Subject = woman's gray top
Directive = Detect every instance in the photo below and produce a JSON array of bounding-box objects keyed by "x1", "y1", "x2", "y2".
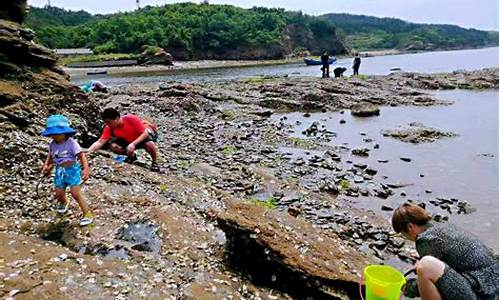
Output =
[{"x1": 405, "y1": 223, "x2": 498, "y2": 299}]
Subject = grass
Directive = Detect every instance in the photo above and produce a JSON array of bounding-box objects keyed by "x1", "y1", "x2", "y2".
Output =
[
  {"x1": 259, "y1": 155, "x2": 285, "y2": 168},
  {"x1": 340, "y1": 179, "x2": 350, "y2": 190},
  {"x1": 222, "y1": 145, "x2": 237, "y2": 156},
  {"x1": 349, "y1": 74, "x2": 369, "y2": 80},
  {"x1": 244, "y1": 77, "x2": 266, "y2": 84},
  {"x1": 59, "y1": 53, "x2": 138, "y2": 66},
  {"x1": 176, "y1": 160, "x2": 194, "y2": 169},
  {"x1": 286, "y1": 137, "x2": 315, "y2": 148},
  {"x1": 221, "y1": 110, "x2": 237, "y2": 120},
  {"x1": 159, "y1": 183, "x2": 168, "y2": 192},
  {"x1": 251, "y1": 197, "x2": 278, "y2": 209}
]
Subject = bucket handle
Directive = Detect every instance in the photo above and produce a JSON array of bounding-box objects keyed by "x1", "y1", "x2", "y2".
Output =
[{"x1": 358, "y1": 277, "x2": 365, "y2": 300}]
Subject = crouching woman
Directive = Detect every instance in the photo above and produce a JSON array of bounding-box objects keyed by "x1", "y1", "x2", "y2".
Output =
[{"x1": 392, "y1": 203, "x2": 498, "y2": 300}]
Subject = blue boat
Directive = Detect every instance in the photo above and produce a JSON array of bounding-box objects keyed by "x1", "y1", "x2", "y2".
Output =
[{"x1": 304, "y1": 57, "x2": 336, "y2": 66}]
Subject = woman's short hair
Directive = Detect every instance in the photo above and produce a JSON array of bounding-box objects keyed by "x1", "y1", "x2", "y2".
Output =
[{"x1": 392, "y1": 203, "x2": 432, "y2": 233}]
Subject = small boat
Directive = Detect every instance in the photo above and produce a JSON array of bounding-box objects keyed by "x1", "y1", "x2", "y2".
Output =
[
  {"x1": 390, "y1": 67, "x2": 402, "y2": 71},
  {"x1": 304, "y1": 57, "x2": 336, "y2": 66},
  {"x1": 87, "y1": 70, "x2": 108, "y2": 75}
]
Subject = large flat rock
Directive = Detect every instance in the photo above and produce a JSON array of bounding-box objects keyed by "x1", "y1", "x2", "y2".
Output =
[{"x1": 217, "y1": 202, "x2": 373, "y2": 299}]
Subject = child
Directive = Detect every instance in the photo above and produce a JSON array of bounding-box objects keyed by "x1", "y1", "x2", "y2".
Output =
[{"x1": 41, "y1": 115, "x2": 94, "y2": 226}]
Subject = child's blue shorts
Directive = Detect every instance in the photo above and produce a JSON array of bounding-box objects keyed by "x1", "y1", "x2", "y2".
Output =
[{"x1": 54, "y1": 163, "x2": 81, "y2": 189}]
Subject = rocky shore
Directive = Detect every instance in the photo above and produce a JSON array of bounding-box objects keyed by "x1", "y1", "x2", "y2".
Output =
[
  {"x1": 1, "y1": 15, "x2": 498, "y2": 298},
  {"x1": 64, "y1": 58, "x2": 303, "y2": 79}
]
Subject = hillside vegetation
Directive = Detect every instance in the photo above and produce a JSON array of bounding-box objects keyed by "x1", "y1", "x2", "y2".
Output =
[
  {"x1": 26, "y1": 4, "x2": 346, "y2": 60},
  {"x1": 322, "y1": 13, "x2": 498, "y2": 51},
  {"x1": 25, "y1": 5, "x2": 498, "y2": 60}
]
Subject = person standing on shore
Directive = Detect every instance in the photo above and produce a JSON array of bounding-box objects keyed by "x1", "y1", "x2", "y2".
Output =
[
  {"x1": 320, "y1": 50, "x2": 330, "y2": 78},
  {"x1": 392, "y1": 203, "x2": 498, "y2": 300},
  {"x1": 41, "y1": 115, "x2": 94, "y2": 226},
  {"x1": 352, "y1": 53, "x2": 361, "y2": 76}
]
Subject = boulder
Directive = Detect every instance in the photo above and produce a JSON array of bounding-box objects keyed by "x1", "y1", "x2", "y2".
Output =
[
  {"x1": 0, "y1": 19, "x2": 58, "y2": 70},
  {"x1": 381, "y1": 122, "x2": 457, "y2": 144},
  {"x1": 350, "y1": 103, "x2": 380, "y2": 117},
  {"x1": 0, "y1": 19, "x2": 101, "y2": 169},
  {"x1": 0, "y1": 0, "x2": 28, "y2": 23},
  {"x1": 139, "y1": 47, "x2": 173, "y2": 65},
  {"x1": 217, "y1": 202, "x2": 373, "y2": 298}
]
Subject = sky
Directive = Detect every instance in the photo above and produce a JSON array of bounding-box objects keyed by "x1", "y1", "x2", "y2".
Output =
[{"x1": 30, "y1": 0, "x2": 499, "y2": 31}]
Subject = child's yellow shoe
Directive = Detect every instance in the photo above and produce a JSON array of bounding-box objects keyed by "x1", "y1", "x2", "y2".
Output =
[
  {"x1": 55, "y1": 201, "x2": 70, "y2": 214},
  {"x1": 80, "y1": 213, "x2": 94, "y2": 226}
]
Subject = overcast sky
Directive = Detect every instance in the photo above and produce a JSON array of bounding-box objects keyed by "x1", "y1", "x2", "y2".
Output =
[{"x1": 30, "y1": 0, "x2": 499, "y2": 30}]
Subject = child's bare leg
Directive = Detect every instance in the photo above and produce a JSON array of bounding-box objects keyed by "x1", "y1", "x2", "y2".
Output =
[
  {"x1": 69, "y1": 185, "x2": 90, "y2": 215},
  {"x1": 55, "y1": 188, "x2": 67, "y2": 204}
]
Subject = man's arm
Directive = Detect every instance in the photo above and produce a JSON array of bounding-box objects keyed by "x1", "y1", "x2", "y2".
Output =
[
  {"x1": 126, "y1": 131, "x2": 149, "y2": 155},
  {"x1": 87, "y1": 138, "x2": 108, "y2": 153}
]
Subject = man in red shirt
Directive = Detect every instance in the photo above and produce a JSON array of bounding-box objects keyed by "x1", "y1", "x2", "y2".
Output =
[{"x1": 87, "y1": 108, "x2": 160, "y2": 171}]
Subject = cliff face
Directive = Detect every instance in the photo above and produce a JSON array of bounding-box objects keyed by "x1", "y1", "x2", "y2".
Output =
[
  {"x1": 186, "y1": 23, "x2": 348, "y2": 60},
  {"x1": 282, "y1": 23, "x2": 348, "y2": 56},
  {"x1": 0, "y1": 2, "x2": 100, "y2": 169}
]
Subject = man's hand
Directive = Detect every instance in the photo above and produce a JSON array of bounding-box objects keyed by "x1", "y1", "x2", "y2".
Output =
[
  {"x1": 82, "y1": 167, "x2": 90, "y2": 182},
  {"x1": 126, "y1": 143, "x2": 136, "y2": 156}
]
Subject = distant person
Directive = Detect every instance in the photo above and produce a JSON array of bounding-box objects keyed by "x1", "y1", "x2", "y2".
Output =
[
  {"x1": 41, "y1": 115, "x2": 94, "y2": 226},
  {"x1": 87, "y1": 108, "x2": 160, "y2": 172},
  {"x1": 320, "y1": 50, "x2": 330, "y2": 78},
  {"x1": 353, "y1": 53, "x2": 361, "y2": 76},
  {"x1": 90, "y1": 80, "x2": 108, "y2": 93},
  {"x1": 80, "y1": 80, "x2": 108, "y2": 93},
  {"x1": 333, "y1": 67, "x2": 347, "y2": 78},
  {"x1": 392, "y1": 203, "x2": 498, "y2": 300}
]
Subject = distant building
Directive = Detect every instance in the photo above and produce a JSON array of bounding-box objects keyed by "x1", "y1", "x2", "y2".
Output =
[{"x1": 54, "y1": 48, "x2": 93, "y2": 57}]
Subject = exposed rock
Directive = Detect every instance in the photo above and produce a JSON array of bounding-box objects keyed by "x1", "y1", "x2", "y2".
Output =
[
  {"x1": 351, "y1": 148, "x2": 370, "y2": 157},
  {"x1": 350, "y1": 103, "x2": 380, "y2": 117},
  {"x1": 0, "y1": 20, "x2": 58, "y2": 71},
  {"x1": 138, "y1": 47, "x2": 173, "y2": 65},
  {"x1": 0, "y1": 18, "x2": 101, "y2": 169},
  {"x1": 217, "y1": 202, "x2": 372, "y2": 298},
  {"x1": 381, "y1": 205, "x2": 394, "y2": 211},
  {"x1": 0, "y1": 0, "x2": 28, "y2": 23},
  {"x1": 382, "y1": 122, "x2": 457, "y2": 143}
]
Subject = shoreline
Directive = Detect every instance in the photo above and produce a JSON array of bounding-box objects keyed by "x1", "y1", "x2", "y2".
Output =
[
  {"x1": 358, "y1": 45, "x2": 499, "y2": 57},
  {"x1": 65, "y1": 46, "x2": 498, "y2": 79},
  {"x1": 64, "y1": 58, "x2": 303, "y2": 78}
]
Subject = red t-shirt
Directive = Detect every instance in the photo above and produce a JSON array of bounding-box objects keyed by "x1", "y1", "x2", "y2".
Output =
[{"x1": 100, "y1": 114, "x2": 155, "y2": 143}]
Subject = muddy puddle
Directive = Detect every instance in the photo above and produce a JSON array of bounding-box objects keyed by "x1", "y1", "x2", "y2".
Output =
[
  {"x1": 116, "y1": 220, "x2": 162, "y2": 254},
  {"x1": 272, "y1": 89, "x2": 499, "y2": 250}
]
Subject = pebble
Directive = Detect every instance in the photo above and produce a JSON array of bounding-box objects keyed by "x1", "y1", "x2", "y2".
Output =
[{"x1": 381, "y1": 205, "x2": 393, "y2": 211}]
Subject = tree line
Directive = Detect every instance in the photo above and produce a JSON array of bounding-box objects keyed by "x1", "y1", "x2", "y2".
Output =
[
  {"x1": 25, "y1": 4, "x2": 498, "y2": 59},
  {"x1": 26, "y1": 4, "x2": 346, "y2": 60},
  {"x1": 323, "y1": 13, "x2": 498, "y2": 51}
]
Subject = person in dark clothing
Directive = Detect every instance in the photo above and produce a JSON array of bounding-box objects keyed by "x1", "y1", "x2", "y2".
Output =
[
  {"x1": 320, "y1": 51, "x2": 330, "y2": 78},
  {"x1": 352, "y1": 53, "x2": 361, "y2": 76},
  {"x1": 333, "y1": 67, "x2": 346, "y2": 78},
  {"x1": 392, "y1": 203, "x2": 499, "y2": 300}
]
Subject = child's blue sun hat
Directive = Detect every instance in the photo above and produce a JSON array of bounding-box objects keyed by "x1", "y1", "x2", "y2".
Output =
[{"x1": 41, "y1": 115, "x2": 76, "y2": 136}]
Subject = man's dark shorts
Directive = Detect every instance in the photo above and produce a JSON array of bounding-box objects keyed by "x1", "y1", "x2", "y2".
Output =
[{"x1": 108, "y1": 130, "x2": 158, "y2": 149}]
